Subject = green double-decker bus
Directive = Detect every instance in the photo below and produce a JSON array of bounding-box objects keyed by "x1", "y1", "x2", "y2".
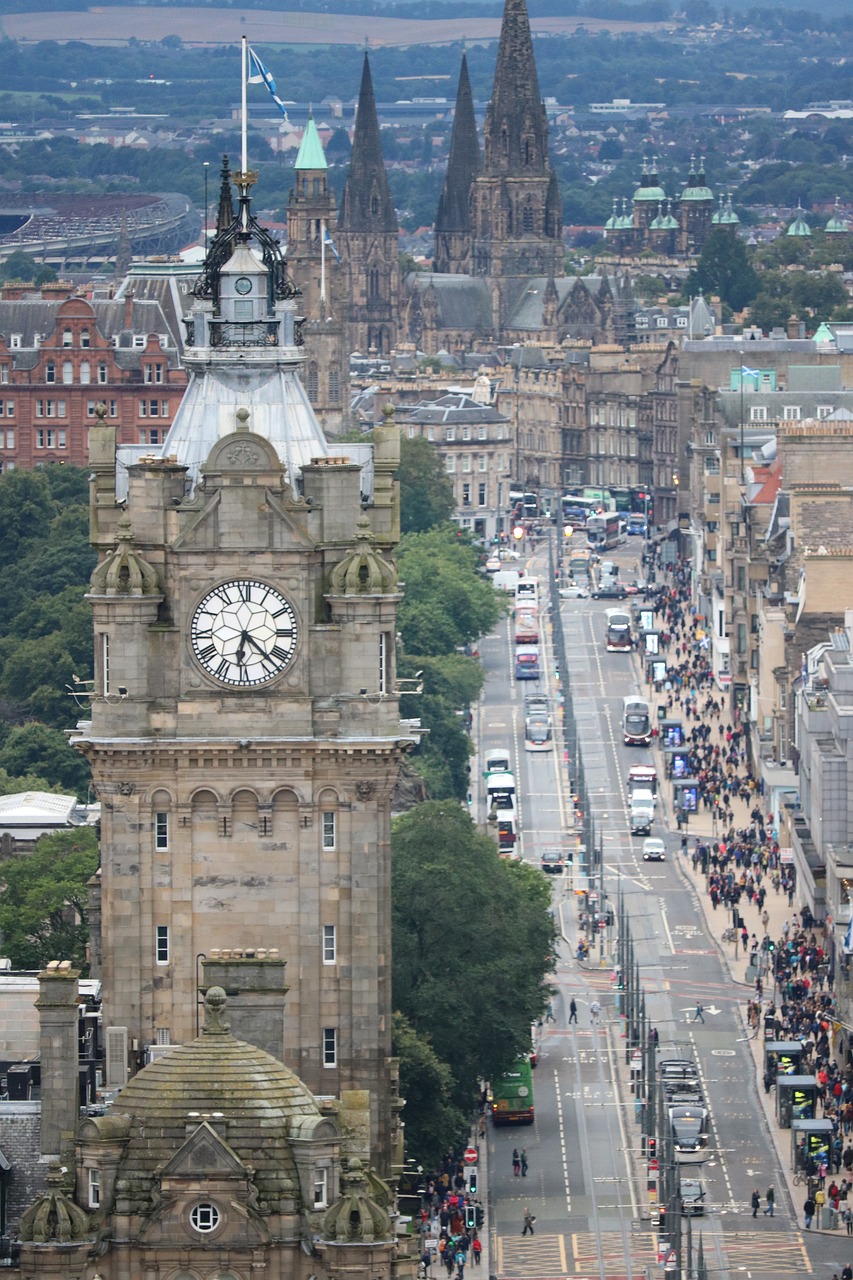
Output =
[{"x1": 490, "y1": 1057, "x2": 535, "y2": 1125}]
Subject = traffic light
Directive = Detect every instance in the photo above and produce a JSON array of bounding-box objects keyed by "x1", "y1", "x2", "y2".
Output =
[
  {"x1": 648, "y1": 1137, "x2": 657, "y2": 1159},
  {"x1": 465, "y1": 1206, "x2": 477, "y2": 1229},
  {"x1": 768, "y1": 939, "x2": 776, "y2": 954},
  {"x1": 475, "y1": 1205, "x2": 485, "y2": 1228},
  {"x1": 468, "y1": 1170, "x2": 478, "y2": 1195}
]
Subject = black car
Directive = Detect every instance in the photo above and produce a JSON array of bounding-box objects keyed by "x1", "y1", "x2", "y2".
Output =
[
  {"x1": 592, "y1": 582, "x2": 627, "y2": 599},
  {"x1": 540, "y1": 848, "x2": 566, "y2": 874}
]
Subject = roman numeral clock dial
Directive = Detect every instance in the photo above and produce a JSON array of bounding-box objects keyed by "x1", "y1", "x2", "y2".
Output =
[{"x1": 190, "y1": 580, "x2": 298, "y2": 687}]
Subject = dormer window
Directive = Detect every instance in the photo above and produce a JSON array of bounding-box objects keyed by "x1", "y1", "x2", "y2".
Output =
[
  {"x1": 62, "y1": 330, "x2": 72, "y2": 347},
  {"x1": 88, "y1": 1168, "x2": 100, "y2": 1208},
  {"x1": 313, "y1": 1167, "x2": 328, "y2": 1209}
]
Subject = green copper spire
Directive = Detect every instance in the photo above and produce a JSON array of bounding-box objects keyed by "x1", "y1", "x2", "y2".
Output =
[{"x1": 294, "y1": 114, "x2": 327, "y2": 171}]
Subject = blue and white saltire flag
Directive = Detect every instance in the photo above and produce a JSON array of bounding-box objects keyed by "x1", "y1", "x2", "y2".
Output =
[
  {"x1": 741, "y1": 364, "x2": 760, "y2": 379},
  {"x1": 844, "y1": 916, "x2": 853, "y2": 954},
  {"x1": 324, "y1": 229, "x2": 341, "y2": 264},
  {"x1": 248, "y1": 47, "x2": 289, "y2": 119}
]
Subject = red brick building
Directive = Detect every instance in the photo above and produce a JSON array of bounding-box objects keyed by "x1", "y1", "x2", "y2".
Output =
[{"x1": 0, "y1": 291, "x2": 187, "y2": 471}]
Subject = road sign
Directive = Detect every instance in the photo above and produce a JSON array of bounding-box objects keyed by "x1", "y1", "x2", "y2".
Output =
[
  {"x1": 630, "y1": 1050, "x2": 642, "y2": 1069},
  {"x1": 463, "y1": 1147, "x2": 478, "y2": 1164}
]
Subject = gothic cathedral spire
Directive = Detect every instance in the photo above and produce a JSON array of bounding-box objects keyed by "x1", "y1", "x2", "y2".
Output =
[
  {"x1": 470, "y1": 0, "x2": 563, "y2": 282},
  {"x1": 434, "y1": 52, "x2": 480, "y2": 275},
  {"x1": 338, "y1": 53, "x2": 399, "y2": 355}
]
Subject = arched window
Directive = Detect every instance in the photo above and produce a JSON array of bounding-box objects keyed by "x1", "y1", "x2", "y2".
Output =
[
  {"x1": 307, "y1": 361, "x2": 319, "y2": 401},
  {"x1": 524, "y1": 138, "x2": 534, "y2": 166},
  {"x1": 45, "y1": 361, "x2": 56, "y2": 384},
  {"x1": 501, "y1": 127, "x2": 508, "y2": 157},
  {"x1": 62, "y1": 361, "x2": 73, "y2": 385},
  {"x1": 368, "y1": 268, "x2": 380, "y2": 299},
  {"x1": 80, "y1": 329, "x2": 90, "y2": 348},
  {"x1": 522, "y1": 204, "x2": 535, "y2": 233},
  {"x1": 370, "y1": 194, "x2": 379, "y2": 217},
  {"x1": 80, "y1": 361, "x2": 91, "y2": 385},
  {"x1": 62, "y1": 330, "x2": 72, "y2": 347},
  {"x1": 328, "y1": 368, "x2": 340, "y2": 403}
]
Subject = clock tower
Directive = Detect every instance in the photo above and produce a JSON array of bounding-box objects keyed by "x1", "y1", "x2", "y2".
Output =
[{"x1": 74, "y1": 167, "x2": 410, "y2": 1170}]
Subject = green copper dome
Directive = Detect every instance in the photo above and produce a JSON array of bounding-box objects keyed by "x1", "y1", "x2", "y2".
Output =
[
  {"x1": 826, "y1": 198, "x2": 849, "y2": 234},
  {"x1": 787, "y1": 202, "x2": 812, "y2": 237},
  {"x1": 604, "y1": 199, "x2": 619, "y2": 231},
  {"x1": 633, "y1": 157, "x2": 665, "y2": 202},
  {"x1": 680, "y1": 157, "x2": 713, "y2": 203}
]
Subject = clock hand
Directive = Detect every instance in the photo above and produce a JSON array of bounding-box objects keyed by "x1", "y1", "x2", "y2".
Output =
[
  {"x1": 235, "y1": 630, "x2": 250, "y2": 666},
  {"x1": 244, "y1": 632, "x2": 271, "y2": 658}
]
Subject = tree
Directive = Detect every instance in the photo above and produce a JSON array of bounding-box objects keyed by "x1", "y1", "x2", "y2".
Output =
[
  {"x1": 392, "y1": 802, "x2": 555, "y2": 1110},
  {"x1": 0, "y1": 827, "x2": 99, "y2": 971},
  {"x1": 392, "y1": 1012, "x2": 468, "y2": 1167},
  {"x1": 397, "y1": 435, "x2": 455, "y2": 535},
  {"x1": 684, "y1": 229, "x2": 760, "y2": 312},
  {"x1": 0, "y1": 723, "x2": 91, "y2": 799},
  {"x1": 397, "y1": 527, "x2": 501, "y2": 656}
]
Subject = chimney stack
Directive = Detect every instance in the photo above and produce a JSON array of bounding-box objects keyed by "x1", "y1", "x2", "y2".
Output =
[
  {"x1": 36, "y1": 961, "x2": 81, "y2": 1159},
  {"x1": 201, "y1": 950, "x2": 287, "y2": 1061}
]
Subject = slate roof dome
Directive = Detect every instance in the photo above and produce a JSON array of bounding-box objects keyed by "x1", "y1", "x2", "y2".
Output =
[{"x1": 111, "y1": 987, "x2": 323, "y2": 1212}]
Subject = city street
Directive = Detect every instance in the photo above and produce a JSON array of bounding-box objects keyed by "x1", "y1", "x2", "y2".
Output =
[{"x1": 475, "y1": 544, "x2": 844, "y2": 1280}]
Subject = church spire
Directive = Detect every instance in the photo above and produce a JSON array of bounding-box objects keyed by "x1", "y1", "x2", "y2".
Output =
[
  {"x1": 215, "y1": 153, "x2": 235, "y2": 235},
  {"x1": 338, "y1": 54, "x2": 397, "y2": 233},
  {"x1": 434, "y1": 53, "x2": 480, "y2": 273},
  {"x1": 483, "y1": 0, "x2": 549, "y2": 176}
]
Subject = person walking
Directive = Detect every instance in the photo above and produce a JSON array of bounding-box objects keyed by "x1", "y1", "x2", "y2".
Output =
[
  {"x1": 568, "y1": 998, "x2": 578, "y2": 1024},
  {"x1": 804, "y1": 1194, "x2": 816, "y2": 1229},
  {"x1": 764, "y1": 1186, "x2": 775, "y2": 1216},
  {"x1": 512, "y1": 1149, "x2": 520, "y2": 1177},
  {"x1": 590, "y1": 999, "x2": 601, "y2": 1025},
  {"x1": 693, "y1": 1002, "x2": 705, "y2": 1023},
  {"x1": 520, "y1": 1149, "x2": 528, "y2": 1177},
  {"x1": 471, "y1": 1235, "x2": 482, "y2": 1266},
  {"x1": 521, "y1": 1208, "x2": 536, "y2": 1237},
  {"x1": 843, "y1": 1204, "x2": 853, "y2": 1236},
  {"x1": 751, "y1": 1188, "x2": 761, "y2": 1218}
]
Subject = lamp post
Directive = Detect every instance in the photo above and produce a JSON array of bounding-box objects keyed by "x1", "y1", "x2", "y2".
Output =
[{"x1": 203, "y1": 161, "x2": 210, "y2": 248}]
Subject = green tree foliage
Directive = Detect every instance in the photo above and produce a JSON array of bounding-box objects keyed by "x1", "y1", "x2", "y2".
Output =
[
  {"x1": 397, "y1": 527, "x2": 501, "y2": 656},
  {"x1": 398, "y1": 435, "x2": 455, "y2": 535},
  {"x1": 0, "y1": 250, "x2": 56, "y2": 286},
  {"x1": 684, "y1": 228, "x2": 759, "y2": 311},
  {"x1": 0, "y1": 827, "x2": 99, "y2": 971},
  {"x1": 0, "y1": 724, "x2": 92, "y2": 799},
  {"x1": 399, "y1": 653, "x2": 485, "y2": 800},
  {"x1": 392, "y1": 802, "x2": 555, "y2": 1110},
  {"x1": 392, "y1": 1011, "x2": 468, "y2": 1167}
]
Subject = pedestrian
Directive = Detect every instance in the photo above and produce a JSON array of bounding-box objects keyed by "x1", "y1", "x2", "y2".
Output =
[
  {"x1": 590, "y1": 999, "x2": 601, "y2": 1025},
  {"x1": 545, "y1": 1001, "x2": 556, "y2": 1024},
  {"x1": 751, "y1": 1188, "x2": 760, "y2": 1218},
  {"x1": 568, "y1": 998, "x2": 578, "y2": 1024},
  {"x1": 763, "y1": 1186, "x2": 774, "y2": 1216},
  {"x1": 520, "y1": 1149, "x2": 528, "y2": 1177},
  {"x1": 521, "y1": 1208, "x2": 536, "y2": 1237},
  {"x1": 693, "y1": 1002, "x2": 705, "y2": 1023},
  {"x1": 804, "y1": 1194, "x2": 816, "y2": 1229},
  {"x1": 842, "y1": 1264, "x2": 853, "y2": 1280},
  {"x1": 512, "y1": 1149, "x2": 520, "y2": 1177},
  {"x1": 844, "y1": 1204, "x2": 853, "y2": 1235},
  {"x1": 471, "y1": 1235, "x2": 482, "y2": 1266}
]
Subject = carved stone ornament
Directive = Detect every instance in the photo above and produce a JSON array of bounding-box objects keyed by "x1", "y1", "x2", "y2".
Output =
[
  {"x1": 355, "y1": 781, "x2": 374, "y2": 801},
  {"x1": 321, "y1": 1158, "x2": 391, "y2": 1243},
  {"x1": 328, "y1": 517, "x2": 397, "y2": 596},
  {"x1": 19, "y1": 1165, "x2": 90, "y2": 1243},
  {"x1": 90, "y1": 517, "x2": 161, "y2": 597}
]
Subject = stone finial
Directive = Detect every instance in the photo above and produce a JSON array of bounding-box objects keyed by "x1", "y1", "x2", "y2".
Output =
[
  {"x1": 328, "y1": 517, "x2": 397, "y2": 595},
  {"x1": 236, "y1": 406, "x2": 251, "y2": 430},
  {"x1": 321, "y1": 1157, "x2": 391, "y2": 1242},
  {"x1": 202, "y1": 985, "x2": 231, "y2": 1035},
  {"x1": 19, "y1": 1165, "x2": 90, "y2": 1243},
  {"x1": 90, "y1": 517, "x2": 161, "y2": 597}
]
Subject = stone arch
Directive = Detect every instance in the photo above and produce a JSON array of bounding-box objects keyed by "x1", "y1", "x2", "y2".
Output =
[
  {"x1": 149, "y1": 785, "x2": 177, "y2": 808},
  {"x1": 190, "y1": 788, "x2": 220, "y2": 842},
  {"x1": 272, "y1": 787, "x2": 300, "y2": 842}
]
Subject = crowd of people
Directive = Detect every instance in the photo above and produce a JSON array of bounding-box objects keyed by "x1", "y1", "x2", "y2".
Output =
[{"x1": 417, "y1": 1153, "x2": 484, "y2": 1280}]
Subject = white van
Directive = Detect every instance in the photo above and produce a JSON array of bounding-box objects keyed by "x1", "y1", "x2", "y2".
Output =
[
  {"x1": 486, "y1": 770, "x2": 517, "y2": 820},
  {"x1": 630, "y1": 789, "x2": 655, "y2": 835},
  {"x1": 483, "y1": 747, "x2": 512, "y2": 778}
]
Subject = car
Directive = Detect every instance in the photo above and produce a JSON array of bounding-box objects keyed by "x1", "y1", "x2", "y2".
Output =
[
  {"x1": 592, "y1": 583, "x2": 627, "y2": 600},
  {"x1": 642, "y1": 838, "x2": 666, "y2": 861},
  {"x1": 559, "y1": 583, "x2": 589, "y2": 599},
  {"x1": 540, "y1": 848, "x2": 566, "y2": 875},
  {"x1": 485, "y1": 555, "x2": 502, "y2": 572},
  {"x1": 679, "y1": 1179, "x2": 706, "y2": 1216}
]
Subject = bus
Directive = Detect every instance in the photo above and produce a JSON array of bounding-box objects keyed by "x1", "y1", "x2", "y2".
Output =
[
  {"x1": 626, "y1": 512, "x2": 647, "y2": 537},
  {"x1": 490, "y1": 1057, "x2": 535, "y2": 1124},
  {"x1": 515, "y1": 646, "x2": 540, "y2": 680},
  {"x1": 605, "y1": 608, "x2": 633, "y2": 652},
  {"x1": 587, "y1": 512, "x2": 623, "y2": 550},
  {"x1": 567, "y1": 547, "x2": 592, "y2": 584},
  {"x1": 515, "y1": 607, "x2": 539, "y2": 646},
  {"x1": 622, "y1": 696, "x2": 652, "y2": 746}
]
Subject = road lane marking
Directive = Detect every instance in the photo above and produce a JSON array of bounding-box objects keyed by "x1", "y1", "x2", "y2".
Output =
[{"x1": 553, "y1": 1066, "x2": 572, "y2": 1213}]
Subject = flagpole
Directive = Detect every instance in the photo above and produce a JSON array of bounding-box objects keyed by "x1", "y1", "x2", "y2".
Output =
[
  {"x1": 320, "y1": 216, "x2": 326, "y2": 309},
  {"x1": 241, "y1": 35, "x2": 248, "y2": 180}
]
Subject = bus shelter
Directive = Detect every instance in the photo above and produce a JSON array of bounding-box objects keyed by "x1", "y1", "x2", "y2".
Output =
[
  {"x1": 660, "y1": 718, "x2": 684, "y2": 747},
  {"x1": 765, "y1": 1040, "x2": 804, "y2": 1076},
  {"x1": 665, "y1": 746, "x2": 691, "y2": 779},
  {"x1": 792, "y1": 1118, "x2": 833, "y2": 1173},
  {"x1": 777, "y1": 1075, "x2": 817, "y2": 1128},
  {"x1": 672, "y1": 779, "x2": 699, "y2": 813}
]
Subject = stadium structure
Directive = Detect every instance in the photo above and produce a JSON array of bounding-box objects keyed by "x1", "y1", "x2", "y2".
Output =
[{"x1": 0, "y1": 192, "x2": 198, "y2": 270}]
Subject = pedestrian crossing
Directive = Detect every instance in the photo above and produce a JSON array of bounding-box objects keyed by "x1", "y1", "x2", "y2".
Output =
[{"x1": 495, "y1": 1228, "x2": 812, "y2": 1277}]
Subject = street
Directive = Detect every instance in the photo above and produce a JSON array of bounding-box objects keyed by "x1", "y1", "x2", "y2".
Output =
[{"x1": 475, "y1": 541, "x2": 840, "y2": 1279}]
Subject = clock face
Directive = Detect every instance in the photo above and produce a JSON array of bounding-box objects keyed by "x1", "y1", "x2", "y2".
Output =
[
  {"x1": 235, "y1": 276, "x2": 253, "y2": 295},
  {"x1": 190, "y1": 580, "x2": 298, "y2": 687}
]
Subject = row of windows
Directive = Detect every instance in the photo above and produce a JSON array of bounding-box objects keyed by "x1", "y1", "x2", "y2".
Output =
[
  {"x1": 0, "y1": 427, "x2": 162, "y2": 451},
  {"x1": 420, "y1": 424, "x2": 511, "y2": 443},
  {"x1": 460, "y1": 482, "x2": 488, "y2": 508},
  {"x1": 6, "y1": 331, "x2": 168, "y2": 352},
  {"x1": 154, "y1": 809, "x2": 339, "y2": 851},
  {"x1": 155, "y1": 922, "x2": 339, "y2": 968},
  {"x1": 44, "y1": 361, "x2": 108, "y2": 385},
  {"x1": 445, "y1": 455, "x2": 488, "y2": 474}
]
